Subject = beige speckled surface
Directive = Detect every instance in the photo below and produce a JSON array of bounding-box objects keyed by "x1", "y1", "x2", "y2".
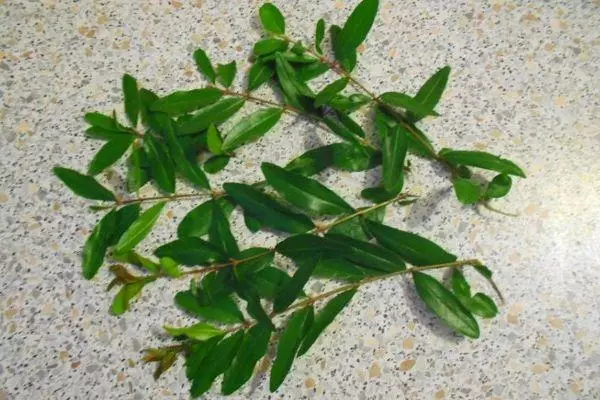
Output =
[{"x1": 1, "y1": 1, "x2": 600, "y2": 399}]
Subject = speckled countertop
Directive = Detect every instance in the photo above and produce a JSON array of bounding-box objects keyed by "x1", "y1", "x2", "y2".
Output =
[{"x1": 1, "y1": 1, "x2": 599, "y2": 399}]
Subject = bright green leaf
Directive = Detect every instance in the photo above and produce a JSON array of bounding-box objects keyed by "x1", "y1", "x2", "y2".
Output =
[
  {"x1": 336, "y1": 0, "x2": 379, "y2": 59},
  {"x1": 314, "y1": 78, "x2": 348, "y2": 108},
  {"x1": 126, "y1": 147, "x2": 150, "y2": 192},
  {"x1": 53, "y1": 167, "x2": 116, "y2": 201},
  {"x1": 193, "y1": 48, "x2": 216, "y2": 83},
  {"x1": 221, "y1": 107, "x2": 282, "y2": 151},
  {"x1": 154, "y1": 237, "x2": 225, "y2": 266},
  {"x1": 217, "y1": 61, "x2": 237, "y2": 88},
  {"x1": 88, "y1": 137, "x2": 135, "y2": 175},
  {"x1": 247, "y1": 60, "x2": 275, "y2": 91},
  {"x1": 296, "y1": 62, "x2": 329, "y2": 82},
  {"x1": 259, "y1": 3, "x2": 285, "y2": 34},
  {"x1": 82, "y1": 210, "x2": 117, "y2": 279},
  {"x1": 206, "y1": 124, "x2": 223, "y2": 154},
  {"x1": 453, "y1": 178, "x2": 482, "y2": 204},
  {"x1": 382, "y1": 124, "x2": 408, "y2": 195},
  {"x1": 208, "y1": 200, "x2": 240, "y2": 257},
  {"x1": 253, "y1": 38, "x2": 288, "y2": 55},
  {"x1": 110, "y1": 279, "x2": 151, "y2": 315},
  {"x1": 285, "y1": 145, "x2": 335, "y2": 176},
  {"x1": 439, "y1": 149, "x2": 526, "y2": 177},
  {"x1": 122, "y1": 74, "x2": 140, "y2": 127},
  {"x1": 164, "y1": 322, "x2": 224, "y2": 341},
  {"x1": 411, "y1": 66, "x2": 450, "y2": 121},
  {"x1": 177, "y1": 197, "x2": 235, "y2": 239},
  {"x1": 84, "y1": 112, "x2": 120, "y2": 131},
  {"x1": 115, "y1": 202, "x2": 166, "y2": 254},
  {"x1": 175, "y1": 291, "x2": 244, "y2": 324},
  {"x1": 486, "y1": 174, "x2": 512, "y2": 198},
  {"x1": 331, "y1": 143, "x2": 381, "y2": 171},
  {"x1": 177, "y1": 97, "x2": 245, "y2": 135},
  {"x1": 379, "y1": 92, "x2": 439, "y2": 119},
  {"x1": 109, "y1": 203, "x2": 141, "y2": 246},
  {"x1": 150, "y1": 88, "x2": 222, "y2": 116}
]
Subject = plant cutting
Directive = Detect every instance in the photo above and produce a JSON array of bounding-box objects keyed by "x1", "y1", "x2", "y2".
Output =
[{"x1": 54, "y1": 0, "x2": 523, "y2": 396}]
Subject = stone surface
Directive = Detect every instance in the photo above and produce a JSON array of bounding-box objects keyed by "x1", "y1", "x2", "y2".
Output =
[{"x1": 1, "y1": 1, "x2": 599, "y2": 399}]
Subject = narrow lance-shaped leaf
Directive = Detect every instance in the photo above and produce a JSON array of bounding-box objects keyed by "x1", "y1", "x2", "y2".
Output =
[
  {"x1": 322, "y1": 113, "x2": 363, "y2": 147},
  {"x1": 315, "y1": 19, "x2": 325, "y2": 54},
  {"x1": 274, "y1": 53, "x2": 312, "y2": 110},
  {"x1": 208, "y1": 200, "x2": 240, "y2": 257},
  {"x1": 365, "y1": 220, "x2": 457, "y2": 266},
  {"x1": 126, "y1": 146, "x2": 150, "y2": 192},
  {"x1": 216, "y1": 61, "x2": 237, "y2": 88},
  {"x1": 314, "y1": 78, "x2": 348, "y2": 108},
  {"x1": 177, "y1": 97, "x2": 245, "y2": 135},
  {"x1": 297, "y1": 289, "x2": 356, "y2": 356},
  {"x1": 109, "y1": 203, "x2": 141, "y2": 246},
  {"x1": 154, "y1": 237, "x2": 225, "y2": 266},
  {"x1": 122, "y1": 73, "x2": 140, "y2": 127},
  {"x1": 84, "y1": 112, "x2": 120, "y2": 131},
  {"x1": 262, "y1": 162, "x2": 353, "y2": 216},
  {"x1": 237, "y1": 287, "x2": 275, "y2": 330},
  {"x1": 88, "y1": 137, "x2": 135, "y2": 176},
  {"x1": 336, "y1": 0, "x2": 379, "y2": 58},
  {"x1": 296, "y1": 62, "x2": 329, "y2": 82},
  {"x1": 328, "y1": 205, "x2": 385, "y2": 242},
  {"x1": 451, "y1": 270, "x2": 498, "y2": 318},
  {"x1": 193, "y1": 48, "x2": 216, "y2": 83},
  {"x1": 206, "y1": 124, "x2": 223, "y2": 154},
  {"x1": 453, "y1": 178, "x2": 482, "y2": 204},
  {"x1": 382, "y1": 124, "x2": 407, "y2": 195},
  {"x1": 270, "y1": 306, "x2": 314, "y2": 391},
  {"x1": 144, "y1": 134, "x2": 176, "y2": 193},
  {"x1": 221, "y1": 107, "x2": 283, "y2": 151},
  {"x1": 336, "y1": 111, "x2": 365, "y2": 137},
  {"x1": 273, "y1": 255, "x2": 320, "y2": 312},
  {"x1": 115, "y1": 202, "x2": 166, "y2": 254},
  {"x1": 411, "y1": 66, "x2": 450, "y2": 121},
  {"x1": 221, "y1": 323, "x2": 272, "y2": 395},
  {"x1": 253, "y1": 38, "x2": 288, "y2": 55},
  {"x1": 163, "y1": 322, "x2": 224, "y2": 341},
  {"x1": 246, "y1": 266, "x2": 295, "y2": 300},
  {"x1": 150, "y1": 88, "x2": 223, "y2": 115},
  {"x1": 247, "y1": 60, "x2": 275, "y2": 91},
  {"x1": 139, "y1": 88, "x2": 161, "y2": 131},
  {"x1": 412, "y1": 272, "x2": 480, "y2": 338},
  {"x1": 285, "y1": 144, "x2": 335, "y2": 176},
  {"x1": 259, "y1": 2, "x2": 285, "y2": 34},
  {"x1": 177, "y1": 197, "x2": 235, "y2": 239},
  {"x1": 110, "y1": 278, "x2": 154, "y2": 316},
  {"x1": 53, "y1": 167, "x2": 116, "y2": 201},
  {"x1": 82, "y1": 210, "x2": 117, "y2": 279},
  {"x1": 175, "y1": 290, "x2": 244, "y2": 324},
  {"x1": 224, "y1": 183, "x2": 315, "y2": 233},
  {"x1": 204, "y1": 155, "x2": 231, "y2": 174},
  {"x1": 439, "y1": 149, "x2": 526, "y2": 178},
  {"x1": 379, "y1": 92, "x2": 439, "y2": 119}
]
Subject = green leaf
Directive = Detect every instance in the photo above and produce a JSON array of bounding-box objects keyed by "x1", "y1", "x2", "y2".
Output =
[
  {"x1": 412, "y1": 272, "x2": 479, "y2": 338},
  {"x1": 336, "y1": 111, "x2": 365, "y2": 137},
  {"x1": 313, "y1": 256, "x2": 384, "y2": 282},
  {"x1": 189, "y1": 331, "x2": 244, "y2": 397},
  {"x1": 111, "y1": 250, "x2": 159, "y2": 274},
  {"x1": 144, "y1": 134, "x2": 176, "y2": 193},
  {"x1": 110, "y1": 203, "x2": 141, "y2": 246},
  {"x1": 122, "y1": 74, "x2": 140, "y2": 127},
  {"x1": 216, "y1": 61, "x2": 237, "y2": 88},
  {"x1": 150, "y1": 88, "x2": 222, "y2": 115},
  {"x1": 193, "y1": 270, "x2": 235, "y2": 304},
  {"x1": 238, "y1": 288, "x2": 275, "y2": 329},
  {"x1": 224, "y1": 183, "x2": 314, "y2": 233},
  {"x1": 193, "y1": 48, "x2": 216, "y2": 83},
  {"x1": 164, "y1": 322, "x2": 224, "y2": 341},
  {"x1": 274, "y1": 53, "x2": 312, "y2": 110},
  {"x1": 285, "y1": 145, "x2": 334, "y2": 176},
  {"x1": 330, "y1": 25, "x2": 356, "y2": 72},
  {"x1": 365, "y1": 220, "x2": 457, "y2": 266},
  {"x1": 315, "y1": 19, "x2": 325, "y2": 54},
  {"x1": 382, "y1": 125, "x2": 407, "y2": 195},
  {"x1": 184, "y1": 338, "x2": 221, "y2": 380},
  {"x1": 270, "y1": 307, "x2": 314, "y2": 391},
  {"x1": 126, "y1": 147, "x2": 150, "y2": 192},
  {"x1": 247, "y1": 60, "x2": 275, "y2": 91},
  {"x1": 328, "y1": 205, "x2": 385, "y2": 241},
  {"x1": 244, "y1": 212, "x2": 262, "y2": 232},
  {"x1": 208, "y1": 200, "x2": 240, "y2": 257},
  {"x1": 221, "y1": 107, "x2": 282, "y2": 151},
  {"x1": 331, "y1": 143, "x2": 380, "y2": 171},
  {"x1": 453, "y1": 178, "x2": 482, "y2": 204},
  {"x1": 259, "y1": 3, "x2": 285, "y2": 34},
  {"x1": 234, "y1": 247, "x2": 274, "y2": 278},
  {"x1": 262, "y1": 51, "x2": 318, "y2": 64},
  {"x1": 439, "y1": 149, "x2": 526, "y2": 177},
  {"x1": 206, "y1": 124, "x2": 223, "y2": 154},
  {"x1": 314, "y1": 78, "x2": 349, "y2": 108},
  {"x1": 468, "y1": 293, "x2": 499, "y2": 318},
  {"x1": 222, "y1": 323, "x2": 272, "y2": 395},
  {"x1": 177, "y1": 198, "x2": 235, "y2": 239},
  {"x1": 246, "y1": 266, "x2": 294, "y2": 300},
  {"x1": 115, "y1": 202, "x2": 166, "y2": 254},
  {"x1": 273, "y1": 256, "x2": 319, "y2": 312},
  {"x1": 204, "y1": 155, "x2": 231, "y2": 174},
  {"x1": 262, "y1": 162, "x2": 353, "y2": 216},
  {"x1": 296, "y1": 62, "x2": 329, "y2": 81},
  {"x1": 175, "y1": 291, "x2": 244, "y2": 324},
  {"x1": 53, "y1": 167, "x2": 116, "y2": 201},
  {"x1": 411, "y1": 66, "x2": 450, "y2": 121},
  {"x1": 336, "y1": 0, "x2": 379, "y2": 58},
  {"x1": 82, "y1": 210, "x2": 117, "y2": 279},
  {"x1": 290, "y1": 41, "x2": 305, "y2": 55},
  {"x1": 328, "y1": 93, "x2": 370, "y2": 113},
  {"x1": 297, "y1": 289, "x2": 356, "y2": 356},
  {"x1": 361, "y1": 186, "x2": 395, "y2": 203},
  {"x1": 160, "y1": 115, "x2": 210, "y2": 189},
  {"x1": 84, "y1": 112, "x2": 120, "y2": 131},
  {"x1": 154, "y1": 237, "x2": 225, "y2": 266},
  {"x1": 139, "y1": 88, "x2": 160, "y2": 130},
  {"x1": 159, "y1": 257, "x2": 181, "y2": 277},
  {"x1": 110, "y1": 279, "x2": 151, "y2": 315},
  {"x1": 253, "y1": 38, "x2": 288, "y2": 55},
  {"x1": 88, "y1": 137, "x2": 134, "y2": 176},
  {"x1": 322, "y1": 114, "x2": 362, "y2": 146},
  {"x1": 486, "y1": 174, "x2": 512, "y2": 198},
  {"x1": 177, "y1": 97, "x2": 245, "y2": 135},
  {"x1": 379, "y1": 92, "x2": 438, "y2": 119}
]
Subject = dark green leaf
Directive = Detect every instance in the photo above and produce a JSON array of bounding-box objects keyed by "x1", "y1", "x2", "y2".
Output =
[
  {"x1": 222, "y1": 324, "x2": 272, "y2": 395},
  {"x1": 184, "y1": 338, "x2": 221, "y2": 380},
  {"x1": 297, "y1": 289, "x2": 356, "y2": 356},
  {"x1": 53, "y1": 167, "x2": 116, "y2": 201},
  {"x1": 411, "y1": 66, "x2": 450, "y2": 121},
  {"x1": 246, "y1": 266, "x2": 294, "y2": 300},
  {"x1": 175, "y1": 290, "x2": 244, "y2": 324},
  {"x1": 85, "y1": 127, "x2": 134, "y2": 141},
  {"x1": 126, "y1": 147, "x2": 150, "y2": 192},
  {"x1": 290, "y1": 41, "x2": 305, "y2": 55},
  {"x1": 110, "y1": 203, "x2": 141, "y2": 246},
  {"x1": 82, "y1": 210, "x2": 117, "y2": 279},
  {"x1": 208, "y1": 200, "x2": 239, "y2": 257},
  {"x1": 382, "y1": 124, "x2": 407, "y2": 195},
  {"x1": 254, "y1": 38, "x2": 288, "y2": 55},
  {"x1": 275, "y1": 53, "x2": 313, "y2": 110},
  {"x1": 457, "y1": 165, "x2": 473, "y2": 179},
  {"x1": 270, "y1": 307, "x2": 314, "y2": 391},
  {"x1": 312, "y1": 256, "x2": 384, "y2": 282},
  {"x1": 412, "y1": 272, "x2": 479, "y2": 338},
  {"x1": 178, "y1": 97, "x2": 245, "y2": 135},
  {"x1": 160, "y1": 115, "x2": 210, "y2": 189},
  {"x1": 296, "y1": 62, "x2": 329, "y2": 81},
  {"x1": 204, "y1": 155, "x2": 231, "y2": 174},
  {"x1": 336, "y1": 111, "x2": 365, "y2": 137},
  {"x1": 486, "y1": 174, "x2": 512, "y2": 198},
  {"x1": 259, "y1": 3, "x2": 285, "y2": 34},
  {"x1": 150, "y1": 88, "x2": 222, "y2": 115},
  {"x1": 221, "y1": 107, "x2": 282, "y2": 151},
  {"x1": 154, "y1": 237, "x2": 225, "y2": 266},
  {"x1": 314, "y1": 78, "x2": 348, "y2": 108},
  {"x1": 224, "y1": 183, "x2": 314, "y2": 233},
  {"x1": 88, "y1": 137, "x2": 134, "y2": 176},
  {"x1": 451, "y1": 269, "x2": 472, "y2": 298},
  {"x1": 164, "y1": 322, "x2": 224, "y2": 341},
  {"x1": 139, "y1": 88, "x2": 161, "y2": 131},
  {"x1": 328, "y1": 93, "x2": 370, "y2": 113},
  {"x1": 262, "y1": 162, "x2": 353, "y2": 216},
  {"x1": 330, "y1": 24, "x2": 356, "y2": 72},
  {"x1": 315, "y1": 19, "x2": 325, "y2": 54},
  {"x1": 273, "y1": 256, "x2": 319, "y2": 312},
  {"x1": 365, "y1": 220, "x2": 457, "y2": 266},
  {"x1": 361, "y1": 186, "x2": 395, "y2": 203},
  {"x1": 439, "y1": 149, "x2": 526, "y2": 177},
  {"x1": 325, "y1": 234, "x2": 405, "y2": 272},
  {"x1": 285, "y1": 145, "x2": 334, "y2": 176},
  {"x1": 237, "y1": 288, "x2": 274, "y2": 329},
  {"x1": 328, "y1": 205, "x2": 385, "y2": 241},
  {"x1": 177, "y1": 197, "x2": 235, "y2": 239},
  {"x1": 468, "y1": 293, "x2": 498, "y2": 318},
  {"x1": 193, "y1": 48, "x2": 216, "y2": 83},
  {"x1": 453, "y1": 178, "x2": 482, "y2": 204},
  {"x1": 122, "y1": 73, "x2": 140, "y2": 127},
  {"x1": 114, "y1": 202, "x2": 166, "y2": 254},
  {"x1": 144, "y1": 134, "x2": 176, "y2": 193},
  {"x1": 378, "y1": 106, "x2": 435, "y2": 158},
  {"x1": 322, "y1": 114, "x2": 362, "y2": 146},
  {"x1": 189, "y1": 331, "x2": 244, "y2": 397},
  {"x1": 336, "y1": 0, "x2": 379, "y2": 58},
  {"x1": 247, "y1": 61, "x2": 275, "y2": 91},
  {"x1": 379, "y1": 92, "x2": 438, "y2": 119},
  {"x1": 216, "y1": 61, "x2": 237, "y2": 88},
  {"x1": 84, "y1": 112, "x2": 120, "y2": 131},
  {"x1": 110, "y1": 279, "x2": 152, "y2": 315},
  {"x1": 193, "y1": 270, "x2": 235, "y2": 304},
  {"x1": 234, "y1": 247, "x2": 274, "y2": 278},
  {"x1": 244, "y1": 212, "x2": 262, "y2": 232},
  {"x1": 331, "y1": 143, "x2": 381, "y2": 171}
]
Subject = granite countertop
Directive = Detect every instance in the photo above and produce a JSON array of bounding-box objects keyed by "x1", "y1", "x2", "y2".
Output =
[{"x1": 1, "y1": 1, "x2": 599, "y2": 399}]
